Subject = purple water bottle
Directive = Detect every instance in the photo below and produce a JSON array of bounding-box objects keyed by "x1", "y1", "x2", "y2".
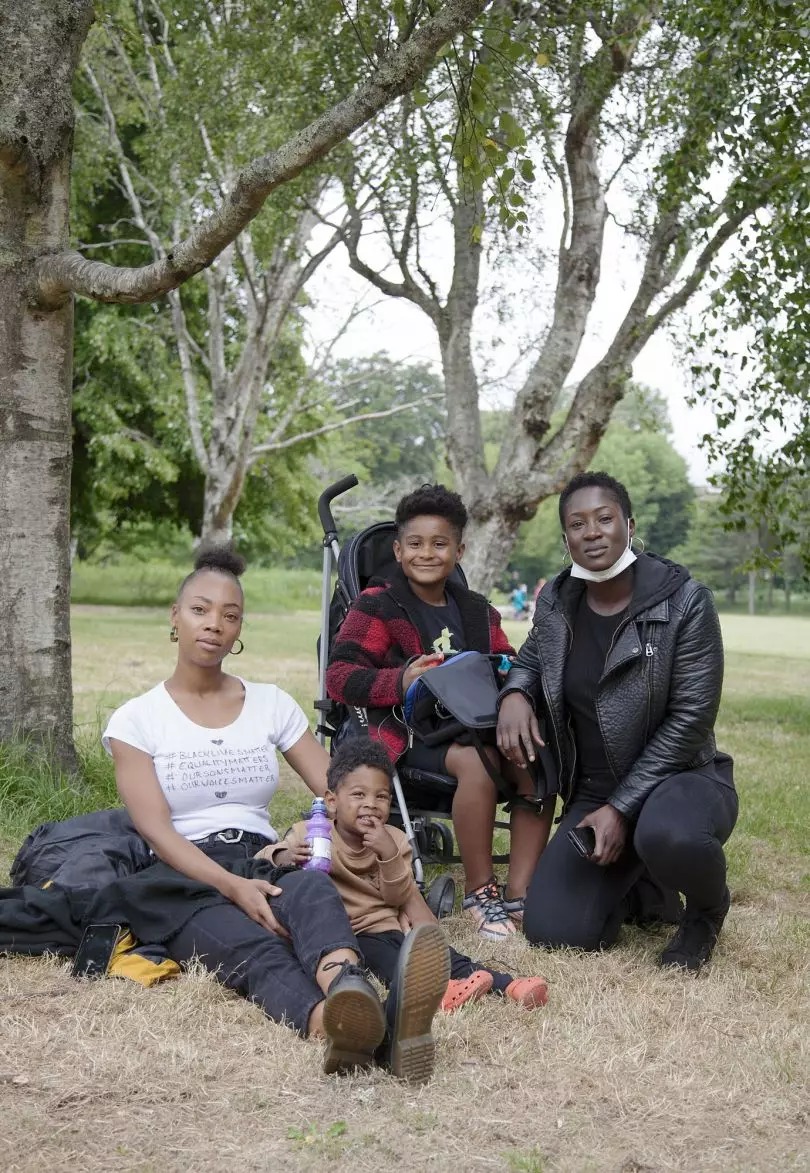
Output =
[{"x1": 303, "y1": 797, "x2": 332, "y2": 873}]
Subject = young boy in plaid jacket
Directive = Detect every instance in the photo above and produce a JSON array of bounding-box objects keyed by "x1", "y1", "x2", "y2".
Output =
[{"x1": 326, "y1": 484, "x2": 554, "y2": 942}]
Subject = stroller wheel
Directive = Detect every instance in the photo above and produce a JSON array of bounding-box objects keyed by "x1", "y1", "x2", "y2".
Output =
[
  {"x1": 424, "y1": 819, "x2": 455, "y2": 863},
  {"x1": 426, "y1": 874, "x2": 456, "y2": 920}
]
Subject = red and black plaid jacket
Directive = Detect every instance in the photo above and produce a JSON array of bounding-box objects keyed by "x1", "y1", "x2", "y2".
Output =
[{"x1": 326, "y1": 568, "x2": 514, "y2": 760}]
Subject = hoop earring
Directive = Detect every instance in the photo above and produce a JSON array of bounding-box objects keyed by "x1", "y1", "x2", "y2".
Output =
[
  {"x1": 562, "y1": 549, "x2": 572, "y2": 568},
  {"x1": 169, "y1": 626, "x2": 179, "y2": 643},
  {"x1": 230, "y1": 639, "x2": 244, "y2": 656},
  {"x1": 632, "y1": 535, "x2": 646, "y2": 553}
]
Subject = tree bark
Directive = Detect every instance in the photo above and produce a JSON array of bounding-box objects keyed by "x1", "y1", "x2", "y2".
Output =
[{"x1": 0, "y1": 0, "x2": 94, "y2": 766}]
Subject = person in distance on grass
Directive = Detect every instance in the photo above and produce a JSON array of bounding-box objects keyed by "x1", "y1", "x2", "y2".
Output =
[
  {"x1": 497, "y1": 472, "x2": 738, "y2": 971},
  {"x1": 103, "y1": 544, "x2": 448, "y2": 1081},
  {"x1": 257, "y1": 737, "x2": 548, "y2": 1014},
  {"x1": 326, "y1": 483, "x2": 555, "y2": 943}
]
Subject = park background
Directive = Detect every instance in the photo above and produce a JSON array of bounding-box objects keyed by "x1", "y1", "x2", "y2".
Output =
[{"x1": 2, "y1": 2, "x2": 809, "y2": 1171}]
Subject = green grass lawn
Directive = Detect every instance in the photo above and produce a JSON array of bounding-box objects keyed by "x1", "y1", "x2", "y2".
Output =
[{"x1": 1, "y1": 609, "x2": 808, "y2": 1172}]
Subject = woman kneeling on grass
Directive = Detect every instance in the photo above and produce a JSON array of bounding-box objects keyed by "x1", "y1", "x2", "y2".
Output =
[
  {"x1": 104, "y1": 545, "x2": 449, "y2": 1082},
  {"x1": 498, "y1": 472, "x2": 738, "y2": 971}
]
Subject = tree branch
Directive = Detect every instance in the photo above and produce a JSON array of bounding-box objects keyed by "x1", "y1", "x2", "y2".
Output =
[
  {"x1": 491, "y1": 0, "x2": 654, "y2": 478},
  {"x1": 33, "y1": 0, "x2": 490, "y2": 307},
  {"x1": 531, "y1": 193, "x2": 774, "y2": 498},
  {"x1": 248, "y1": 396, "x2": 441, "y2": 462},
  {"x1": 343, "y1": 196, "x2": 442, "y2": 321},
  {"x1": 168, "y1": 288, "x2": 210, "y2": 471}
]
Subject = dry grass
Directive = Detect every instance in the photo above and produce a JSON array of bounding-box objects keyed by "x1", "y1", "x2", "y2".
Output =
[{"x1": 1, "y1": 608, "x2": 808, "y2": 1172}]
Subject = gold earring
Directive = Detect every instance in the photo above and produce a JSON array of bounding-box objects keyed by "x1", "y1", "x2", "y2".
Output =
[
  {"x1": 169, "y1": 626, "x2": 179, "y2": 643},
  {"x1": 230, "y1": 639, "x2": 244, "y2": 656}
]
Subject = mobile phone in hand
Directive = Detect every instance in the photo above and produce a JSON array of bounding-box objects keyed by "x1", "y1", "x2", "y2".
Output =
[
  {"x1": 72, "y1": 923, "x2": 122, "y2": 979},
  {"x1": 567, "y1": 825, "x2": 596, "y2": 860}
]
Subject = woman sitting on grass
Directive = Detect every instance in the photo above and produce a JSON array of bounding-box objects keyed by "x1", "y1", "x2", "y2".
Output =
[
  {"x1": 103, "y1": 544, "x2": 448, "y2": 1081},
  {"x1": 498, "y1": 472, "x2": 738, "y2": 971}
]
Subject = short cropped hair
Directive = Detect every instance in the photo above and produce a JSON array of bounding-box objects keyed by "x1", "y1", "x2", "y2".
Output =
[
  {"x1": 327, "y1": 738, "x2": 395, "y2": 792},
  {"x1": 395, "y1": 483, "x2": 467, "y2": 541},
  {"x1": 177, "y1": 543, "x2": 246, "y2": 600},
  {"x1": 558, "y1": 472, "x2": 633, "y2": 529}
]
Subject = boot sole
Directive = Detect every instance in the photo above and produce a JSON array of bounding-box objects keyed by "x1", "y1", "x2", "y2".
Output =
[
  {"x1": 390, "y1": 924, "x2": 450, "y2": 1084},
  {"x1": 322, "y1": 985, "x2": 386, "y2": 1075}
]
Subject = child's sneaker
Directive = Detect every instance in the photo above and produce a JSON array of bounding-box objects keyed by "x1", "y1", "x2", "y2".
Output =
[
  {"x1": 440, "y1": 969, "x2": 493, "y2": 1012},
  {"x1": 500, "y1": 888, "x2": 525, "y2": 927},
  {"x1": 462, "y1": 881, "x2": 516, "y2": 941},
  {"x1": 504, "y1": 977, "x2": 548, "y2": 1009}
]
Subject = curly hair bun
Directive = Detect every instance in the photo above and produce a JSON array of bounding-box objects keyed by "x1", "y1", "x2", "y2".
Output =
[{"x1": 193, "y1": 543, "x2": 246, "y2": 578}]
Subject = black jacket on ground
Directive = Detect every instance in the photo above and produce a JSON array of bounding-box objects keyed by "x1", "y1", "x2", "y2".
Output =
[
  {"x1": 503, "y1": 553, "x2": 730, "y2": 819},
  {"x1": 3, "y1": 809, "x2": 285, "y2": 958},
  {"x1": 11, "y1": 808, "x2": 151, "y2": 890},
  {"x1": 0, "y1": 857, "x2": 286, "y2": 956}
]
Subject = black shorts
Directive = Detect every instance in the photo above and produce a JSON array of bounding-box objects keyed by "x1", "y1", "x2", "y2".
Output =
[
  {"x1": 400, "y1": 729, "x2": 497, "y2": 778},
  {"x1": 400, "y1": 740, "x2": 450, "y2": 776}
]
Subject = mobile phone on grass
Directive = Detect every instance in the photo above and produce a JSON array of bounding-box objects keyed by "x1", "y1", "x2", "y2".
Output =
[
  {"x1": 71, "y1": 923, "x2": 123, "y2": 979},
  {"x1": 567, "y1": 826, "x2": 596, "y2": 860}
]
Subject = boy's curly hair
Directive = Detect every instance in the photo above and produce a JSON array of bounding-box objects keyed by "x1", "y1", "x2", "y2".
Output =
[
  {"x1": 395, "y1": 483, "x2": 467, "y2": 541},
  {"x1": 327, "y1": 738, "x2": 395, "y2": 792},
  {"x1": 558, "y1": 471, "x2": 633, "y2": 529}
]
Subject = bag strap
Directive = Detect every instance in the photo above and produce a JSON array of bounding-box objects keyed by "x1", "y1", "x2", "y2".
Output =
[{"x1": 471, "y1": 731, "x2": 557, "y2": 814}]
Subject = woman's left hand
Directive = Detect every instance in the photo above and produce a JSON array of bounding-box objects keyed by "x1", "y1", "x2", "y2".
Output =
[{"x1": 577, "y1": 804, "x2": 627, "y2": 867}]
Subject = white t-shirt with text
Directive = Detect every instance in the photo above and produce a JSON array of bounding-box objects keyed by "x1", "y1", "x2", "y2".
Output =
[{"x1": 102, "y1": 679, "x2": 308, "y2": 841}]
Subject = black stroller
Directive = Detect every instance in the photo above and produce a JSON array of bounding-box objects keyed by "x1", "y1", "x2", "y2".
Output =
[{"x1": 314, "y1": 475, "x2": 512, "y2": 920}]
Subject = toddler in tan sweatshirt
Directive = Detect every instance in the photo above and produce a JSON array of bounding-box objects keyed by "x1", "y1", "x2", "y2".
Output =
[{"x1": 259, "y1": 738, "x2": 548, "y2": 1011}]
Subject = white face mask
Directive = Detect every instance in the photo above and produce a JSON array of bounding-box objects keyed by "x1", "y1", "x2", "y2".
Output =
[{"x1": 567, "y1": 521, "x2": 637, "y2": 583}]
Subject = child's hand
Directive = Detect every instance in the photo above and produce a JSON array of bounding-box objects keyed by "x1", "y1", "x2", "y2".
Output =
[
  {"x1": 402, "y1": 652, "x2": 444, "y2": 693},
  {"x1": 361, "y1": 816, "x2": 398, "y2": 860},
  {"x1": 497, "y1": 654, "x2": 515, "y2": 679},
  {"x1": 255, "y1": 839, "x2": 312, "y2": 868}
]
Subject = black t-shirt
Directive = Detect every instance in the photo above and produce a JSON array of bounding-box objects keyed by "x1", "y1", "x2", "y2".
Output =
[
  {"x1": 408, "y1": 589, "x2": 467, "y2": 656},
  {"x1": 563, "y1": 596, "x2": 626, "y2": 797}
]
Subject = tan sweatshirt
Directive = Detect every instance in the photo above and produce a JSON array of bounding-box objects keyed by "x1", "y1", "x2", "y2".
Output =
[{"x1": 265, "y1": 821, "x2": 418, "y2": 935}]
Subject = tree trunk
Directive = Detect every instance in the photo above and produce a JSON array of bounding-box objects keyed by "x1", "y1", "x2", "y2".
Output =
[
  {"x1": 200, "y1": 458, "x2": 244, "y2": 546},
  {"x1": 766, "y1": 573, "x2": 774, "y2": 611},
  {"x1": 0, "y1": 0, "x2": 94, "y2": 767},
  {"x1": 462, "y1": 513, "x2": 524, "y2": 596},
  {"x1": 748, "y1": 569, "x2": 756, "y2": 616},
  {"x1": 784, "y1": 578, "x2": 791, "y2": 612}
]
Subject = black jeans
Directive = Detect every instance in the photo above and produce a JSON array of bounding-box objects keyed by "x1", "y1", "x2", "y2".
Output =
[
  {"x1": 357, "y1": 930, "x2": 513, "y2": 994},
  {"x1": 524, "y1": 759, "x2": 738, "y2": 951},
  {"x1": 165, "y1": 837, "x2": 359, "y2": 1034}
]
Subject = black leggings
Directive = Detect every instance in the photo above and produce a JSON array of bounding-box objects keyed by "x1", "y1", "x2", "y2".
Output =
[
  {"x1": 524, "y1": 760, "x2": 738, "y2": 951},
  {"x1": 357, "y1": 930, "x2": 513, "y2": 994},
  {"x1": 165, "y1": 838, "x2": 359, "y2": 1034}
]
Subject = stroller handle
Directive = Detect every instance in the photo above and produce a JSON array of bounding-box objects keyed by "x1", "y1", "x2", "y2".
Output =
[{"x1": 318, "y1": 474, "x2": 359, "y2": 535}]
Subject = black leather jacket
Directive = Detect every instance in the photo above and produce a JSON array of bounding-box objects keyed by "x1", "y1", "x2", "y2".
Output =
[{"x1": 503, "y1": 553, "x2": 728, "y2": 819}]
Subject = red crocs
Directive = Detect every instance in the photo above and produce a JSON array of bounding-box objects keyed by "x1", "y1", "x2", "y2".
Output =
[
  {"x1": 504, "y1": 977, "x2": 549, "y2": 1009},
  {"x1": 440, "y1": 969, "x2": 494, "y2": 1012}
]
